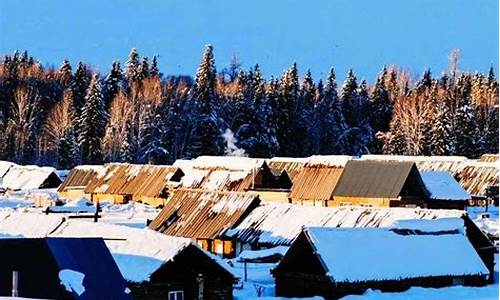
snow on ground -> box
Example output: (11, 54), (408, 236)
(468, 206), (499, 239)
(237, 246), (289, 261)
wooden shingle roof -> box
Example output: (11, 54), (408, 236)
(84, 163), (183, 197)
(149, 189), (260, 239)
(57, 165), (105, 192)
(289, 165), (343, 201)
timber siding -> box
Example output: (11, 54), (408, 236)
(289, 165), (343, 206)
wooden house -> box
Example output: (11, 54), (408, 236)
(84, 163), (184, 206)
(148, 189), (260, 257)
(57, 165), (106, 200)
(48, 217), (236, 300)
(1, 165), (62, 191)
(0, 237), (130, 299)
(272, 226), (490, 299)
(175, 157), (292, 202)
(420, 171), (471, 210)
(288, 165), (343, 206)
(224, 203), (495, 280)
(331, 160), (430, 207)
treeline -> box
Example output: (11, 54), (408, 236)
(0, 47), (497, 169)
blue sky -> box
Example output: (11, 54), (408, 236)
(0, 0), (498, 81)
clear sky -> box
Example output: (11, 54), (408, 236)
(0, 0), (498, 81)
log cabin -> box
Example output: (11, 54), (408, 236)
(272, 226), (490, 299)
(331, 160), (430, 207)
(84, 163), (184, 206)
(57, 165), (106, 200)
(148, 189), (260, 258)
(0, 237), (130, 300)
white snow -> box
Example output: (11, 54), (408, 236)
(1, 166), (59, 190)
(391, 217), (465, 234)
(237, 246), (289, 261)
(305, 227), (489, 283)
(420, 171), (470, 201)
(59, 269), (85, 296)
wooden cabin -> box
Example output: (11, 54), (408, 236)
(0, 237), (130, 300)
(223, 203), (496, 280)
(288, 165), (343, 206)
(84, 163), (184, 206)
(331, 160), (430, 207)
(129, 243), (235, 300)
(149, 189), (260, 258)
(237, 163), (292, 202)
(272, 227), (490, 299)
(57, 165), (105, 200)
(420, 171), (471, 210)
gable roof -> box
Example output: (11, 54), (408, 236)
(421, 171), (470, 201)
(58, 165), (106, 192)
(149, 189), (260, 239)
(0, 237), (130, 299)
(289, 165), (343, 201)
(84, 164), (183, 197)
(332, 160), (428, 198)
(1, 165), (62, 190)
(300, 227), (488, 283)
(224, 203), (465, 246)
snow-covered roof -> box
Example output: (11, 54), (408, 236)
(0, 212), (234, 283)
(0, 161), (16, 179)
(303, 227), (489, 282)
(1, 165), (61, 190)
(421, 171), (470, 201)
(224, 203), (465, 246)
(175, 156), (265, 171)
(390, 217), (465, 233)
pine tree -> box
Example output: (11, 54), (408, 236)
(340, 69), (358, 127)
(103, 61), (123, 109)
(318, 68), (346, 154)
(126, 48), (140, 82)
(453, 73), (480, 158)
(140, 110), (168, 164)
(150, 55), (160, 78)
(429, 101), (453, 155)
(57, 127), (79, 169)
(383, 116), (407, 155)
(138, 57), (150, 80)
(416, 69), (432, 91)
(194, 45), (217, 114)
(369, 67), (392, 133)
(58, 59), (72, 88)
(78, 74), (108, 164)
(72, 62), (91, 117)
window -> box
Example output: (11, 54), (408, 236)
(339, 202), (352, 207)
(168, 290), (184, 300)
(360, 203), (373, 207)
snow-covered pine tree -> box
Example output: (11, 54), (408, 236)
(369, 67), (392, 133)
(71, 62), (91, 118)
(150, 55), (160, 78)
(140, 109), (168, 164)
(383, 116), (407, 155)
(103, 61), (123, 109)
(415, 69), (432, 91)
(277, 63), (300, 156)
(57, 127), (80, 169)
(429, 101), (453, 155)
(138, 57), (150, 81)
(340, 69), (358, 127)
(58, 59), (72, 88)
(126, 48), (140, 83)
(291, 69), (316, 156)
(318, 68), (346, 154)
(194, 44), (217, 115)
(453, 73), (481, 158)
(78, 74), (108, 164)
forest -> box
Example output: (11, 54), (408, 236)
(0, 46), (498, 169)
